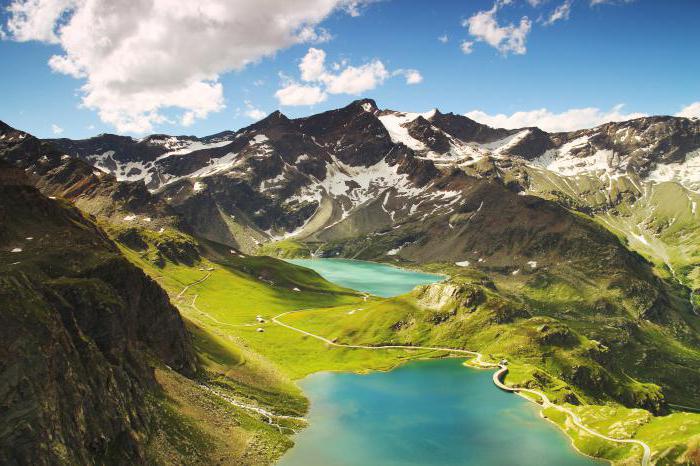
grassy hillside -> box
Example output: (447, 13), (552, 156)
(272, 273), (700, 464)
(115, 219), (700, 465)
(520, 166), (700, 309)
(104, 225), (452, 463)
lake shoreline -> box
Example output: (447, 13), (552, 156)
(277, 258), (616, 466)
(278, 358), (603, 466)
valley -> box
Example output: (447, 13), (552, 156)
(2, 97), (700, 465)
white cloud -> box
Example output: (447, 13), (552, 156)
(460, 40), (474, 54)
(676, 102), (700, 119)
(296, 26), (333, 44)
(590, 0), (636, 5)
(48, 53), (84, 78)
(463, 1), (532, 55)
(4, 0), (368, 133)
(51, 123), (64, 134)
(543, 1), (572, 25)
(5, 0), (75, 44)
(180, 111), (195, 127)
(399, 69), (423, 85)
(277, 47), (420, 105)
(244, 100), (267, 120)
(438, 34), (448, 43)
(325, 60), (389, 94)
(275, 83), (327, 106)
(464, 104), (648, 132)
(300, 47), (328, 82)
(343, 0), (375, 17)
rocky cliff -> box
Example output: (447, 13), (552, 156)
(0, 165), (197, 464)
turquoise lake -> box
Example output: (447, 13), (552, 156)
(287, 258), (443, 297)
(279, 259), (599, 466)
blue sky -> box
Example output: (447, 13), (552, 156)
(1, 0), (699, 138)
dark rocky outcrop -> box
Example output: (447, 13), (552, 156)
(0, 182), (196, 465)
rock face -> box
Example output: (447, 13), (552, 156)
(0, 168), (196, 464)
(38, 100), (700, 252)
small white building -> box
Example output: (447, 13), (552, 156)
(256, 327), (264, 333)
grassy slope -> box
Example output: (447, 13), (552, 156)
(256, 239), (315, 259)
(113, 228), (451, 463)
(275, 270), (700, 465)
(113, 219), (700, 465)
(522, 167), (700, 305)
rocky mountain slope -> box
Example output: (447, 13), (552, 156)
(44, 99), (700, 252)
(41, 99), (700, 305)
(0, 159), (197, 464)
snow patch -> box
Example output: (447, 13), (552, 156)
(378, 112), (426, 151)
(251, 134), (269, 145)
(647, 149), (700, 192)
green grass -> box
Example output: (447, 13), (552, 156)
(256, 239), (314, 258)
(542, 403), (700, 465)
(114, 229), (700, 466)
(120, 242), (446, 381)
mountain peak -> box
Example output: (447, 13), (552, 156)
(350, 98), (379, 113)
(253, 110), (290, 127)
(267, 110), (288, 120)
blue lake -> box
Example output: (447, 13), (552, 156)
(287, 258), (443, 297)
(279, 259), (599, 466)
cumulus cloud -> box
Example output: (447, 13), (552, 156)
(676, 102), (700, 119)
(463, 0), (531, 55)
(296, 25), (333, 44)
(543, 1), (572, 25)
(325, 60), (389, 94)
(3, 0), (370, 133)
(343, 0), (377, 17)
(51, 123), (64, 134)
(5, 0), (75, 43)
(438, 34), (448, 43)
(460, 40), (474, 54)
(398, 69), (423, 85)
(243, 100), (267, 120)
(276, 47), (420, 106)
(464, 104), (648, 132)
(275, 83), (327, 106)
(300, 47), (328, 82)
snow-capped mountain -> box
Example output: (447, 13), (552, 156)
(42, 99), (700, 253)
